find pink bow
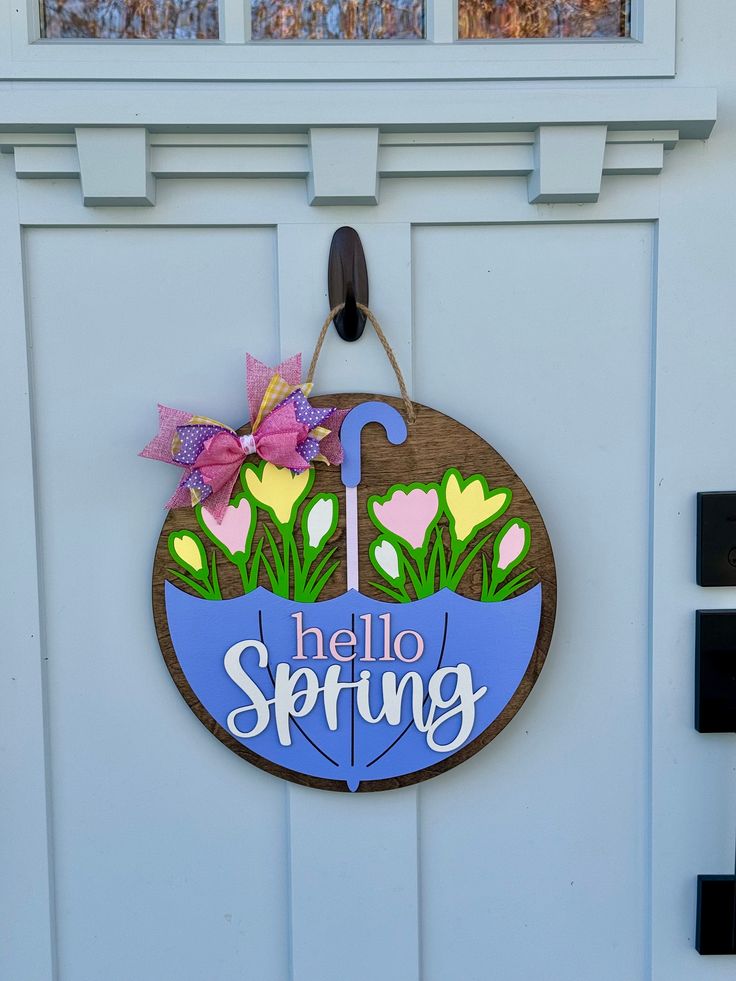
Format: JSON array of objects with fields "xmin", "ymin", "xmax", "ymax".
[{"xmin": 140, "ymin": 353, "xmax": 346, "ymax": 522}]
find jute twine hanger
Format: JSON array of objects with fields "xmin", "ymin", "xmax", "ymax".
[{"xmin": 307, "ymin": 302, "xmax": 417, "ymax": 425}]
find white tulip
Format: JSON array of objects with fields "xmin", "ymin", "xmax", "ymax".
[
  {"xmin": 373, "ymin": 539, "xmax": 401, "ymax": 582},
  {"xmin": 305, "ymin": 495, "xmax": 335, "ymax": 551}
]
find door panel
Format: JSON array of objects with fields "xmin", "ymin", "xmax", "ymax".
[
  {"xmin": 413, "ymin": 223, "xmax": 653, "ymax": 981},
  {"xmin": 24, "ymin": 226, "xmax": 289, "ymax": 981}
]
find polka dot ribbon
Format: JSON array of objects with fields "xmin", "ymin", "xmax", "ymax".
[{"xmin": 140, "ymin": 353, "xmax": 346, "ymax": 522}]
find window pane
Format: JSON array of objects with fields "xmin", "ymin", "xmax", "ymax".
[
  {"xmin": 40, "ymin": 0, "xmax": 219, "ymax": 37},
  {"xmin": 251, "ymin": 0, "xmax": 424, "ymax": 39},
  {"xmin": 458, "ymin": 0, "xmax": 629, "ymax": 39}
]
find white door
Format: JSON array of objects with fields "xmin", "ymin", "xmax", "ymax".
[{"xmin": 2, "ymin": 3, "xmax": 733, "ymax": 980}]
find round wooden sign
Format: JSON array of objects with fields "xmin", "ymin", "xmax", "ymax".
[{"xmin": 151, "ymin": 393, "xmax": 556, "ymax": 792}]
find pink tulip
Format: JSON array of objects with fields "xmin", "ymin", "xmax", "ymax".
[
  {"xmin": 201, "ymin": 497, "xmax": 252, "ymax": 555},
  {"xmin": 372, "ymin": 487, "xmax": 439, "ymax": 551},
  {"xmin": 497, "ymin": 522, "xmax": 527, "ymax": 570}
]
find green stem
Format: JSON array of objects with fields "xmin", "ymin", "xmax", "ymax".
[
  {"xmin": 279, "ymin": 529, "xmax": 305, "ymax": 601},
  {"xmin": 449, "ymin": 534, "xmax": 492, "ymax": 591},
  {"xmin": 281, "ymin": 531, "xmax": 290, "ymax": 595},
  {"xmin": 416, "ymin": 549, "xmax": 433, "ymax": 597},
  {"xmin": 369, "ymin": 581, "xmax": 412, "ymax": 604},
  {"xmin": 447, "ymin": 541, "xmax": 463, "ymax": 585},
  {"xmin": 436, "ymin": 529, "xmax": 448, "ymax": 589},
  {"xmin": 295, "ymin": 549, "xmax": 312, "ymax": 599},
  {"xmin": 209, "ymin": 551, "xmax": 222, "ymax": 600},
  {"xmin": 247, "ymin": 540, "xmax": 264, "ymax": 591},
  {"xmin": 235, "ymin": 555, "xmax": 250, "ymax": 594},
  {"xmin": 403, "ymin": 554, "xmax": 423, "ymax": 600},
  {"xmin": 263, "ymin": 524, "xmax": 288, "ymax": 598}
]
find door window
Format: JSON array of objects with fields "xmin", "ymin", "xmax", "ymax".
[
  {"xmin": 458, "ymin": 0, "xmax": 629, "ymax": 39},
  {"xmin": 40, "ymin": 0, "xmax": 219, "ymax": 37},
  {"xmin": 251, "ymin": 0, "xmax": 424, "ymax": 39}
]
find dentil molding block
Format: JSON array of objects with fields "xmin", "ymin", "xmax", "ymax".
[
  {"xmin": 75, "ymin": 127, "xmax": 155, "ymax": 207},
  {"xmin": 528, "ymin": 125, "xmax": 608, "ymax": 204},
  {"xmin": 307, "ymin": 127, "xmax": 379, "ymax": 206}
]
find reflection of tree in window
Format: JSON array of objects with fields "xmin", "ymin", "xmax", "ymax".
[
  {"xmin": 458, "ymin": 0, "xmax": 628, "ymax": 39},
  {"xmin": 40, "ymin": 0, "xmax": 218, "ymax": 37},
  {"xmin": 251, "ymin": 0, "xmax": 424, "ymax": 39}
]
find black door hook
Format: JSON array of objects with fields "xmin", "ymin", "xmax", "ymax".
[{"xmin": 328, "ymin": 226, "xmax": 369, "ymax": 342}]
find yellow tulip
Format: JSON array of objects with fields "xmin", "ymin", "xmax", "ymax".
[
  {"xmin": 168, "ymin": 530, "xmax": 206, "ymax": 577},
  {"xmin": 443, "ymin": 469, "xmax": 511, "ymax": 545},
  {"xmin": 243, "ymin": 461, "xmax": 314, "ymax": 527}
]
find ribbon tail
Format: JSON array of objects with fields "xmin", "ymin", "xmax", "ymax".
[
  {"xmin": 318, "ymin": 408, "xmax": 348, "ymax": 465},
  {"xmin": 140, "ymin": 404, "xmax": 193, "ymax": 465},
  {"xmin": 275, "ymin": 353, "xmax": 302, "ymax": 388},
  {"xmin": 166, "ymin": 482, "xmax": 196, "ymax": 510}
]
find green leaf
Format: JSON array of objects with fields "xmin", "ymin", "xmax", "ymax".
[
  {"xmin": 259, "ymin": 551, "xmax": 279, "ymax": 592},
  {"xmin": 481, "ymin": 553, "xmax": 491, "ymax": 602},
  {"xmin": 304, "ymin": 547, "xmax": 337, "ymax": 594},
  {"xmin": 168, "ymin": 568, "xmax": 214, "ymax": 600},
  {"xmin": 245, "ymin": 540, "xmax": 264, "ymax": 592},
  {"xmin": 368, "ymin": 581, "xmax": 410, "ymax": 603},
  {"xmin": 491, "ymin": 568, "xmax": 537, "ymax": 602},
  {"xmin": 303, "ymin": 561, "xmax": 340, "ymax": 602}
]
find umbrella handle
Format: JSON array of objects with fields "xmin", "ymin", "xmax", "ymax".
[
  {"xmin": 341, "ymin": 401, "xmax": 408, "ymax": 489},
  {"xmin": 341, "ymin": 401, "xmax": 408, "ymax": 592}
]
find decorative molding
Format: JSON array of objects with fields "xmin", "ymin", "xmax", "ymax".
[
  {"xmin": 0, "ymin": 94, "xmax": 715, "ymax": 207},
  {"xmin": 75, "ymin": 127, "xmax": 155, "ymax": 207},
  {"xmin": 528, "ymin": 125, "xmax": 608, "ymax": 204},
  {"xmin": 307, "ymin": 128, "xmax": 380, "ymax": 206},
  {"xmin": 0, "ymin": 85, "xmax": 716, "ymax": 137}
]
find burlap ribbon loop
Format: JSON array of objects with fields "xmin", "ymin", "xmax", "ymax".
[{"xmin": 307, "ymin": 303, "xmax": 417, "ymax": 425}]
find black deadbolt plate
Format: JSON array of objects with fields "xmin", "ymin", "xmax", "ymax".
[
  {"xmin": 697, "ymin": 492, "xmax": 736, "ymax": 586},
  {"xmin": 696, "ymin": 875, "xmax": 736, "ymax": 954},
  {"xmin": 695, "ymin": 610, "xmax": 736, "ymax": 732}
]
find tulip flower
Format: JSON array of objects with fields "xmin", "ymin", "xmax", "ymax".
[
  {"xmin": 167, "ymin": 529, "xmax": 222, "ymax": 600},
  {"xmin": 302, "ymin": 494, "xmax": 338, "ymax": 554},
  {"xmin": 482, "ymin": 517, "xmax": 534, "ymax": 602},
  {"xmin": 442, "ymin": 469, "xmax": 511, "ymax": 546},
  {"xmin": 370, "ymin": 537, "xmax": 403, "ymax": 583},
  {"xmin": 368, "ymin": 483, "xmax": 440, "ymax": 555},
  {"xmin": 197, "ymin": 495, "xmax": 254, "ymax": 561},
  {"xmin": 368, "ymin": 537, "xmax": 413, "ymax": 603},
  {"xmin": 494, "ymin": 519, "xmax": 530, "ymax": 573},
  {"xmin": 242, "ymin": 460, "xmax": 314, "ymax": 529},
  {"xmin": 168, "ymin": 530, "xmax": 207, "ymax": 578}
]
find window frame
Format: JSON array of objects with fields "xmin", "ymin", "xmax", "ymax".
[{"xmin": 2, "ymin": 0, "xmax": 675, "ymax": 80}]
